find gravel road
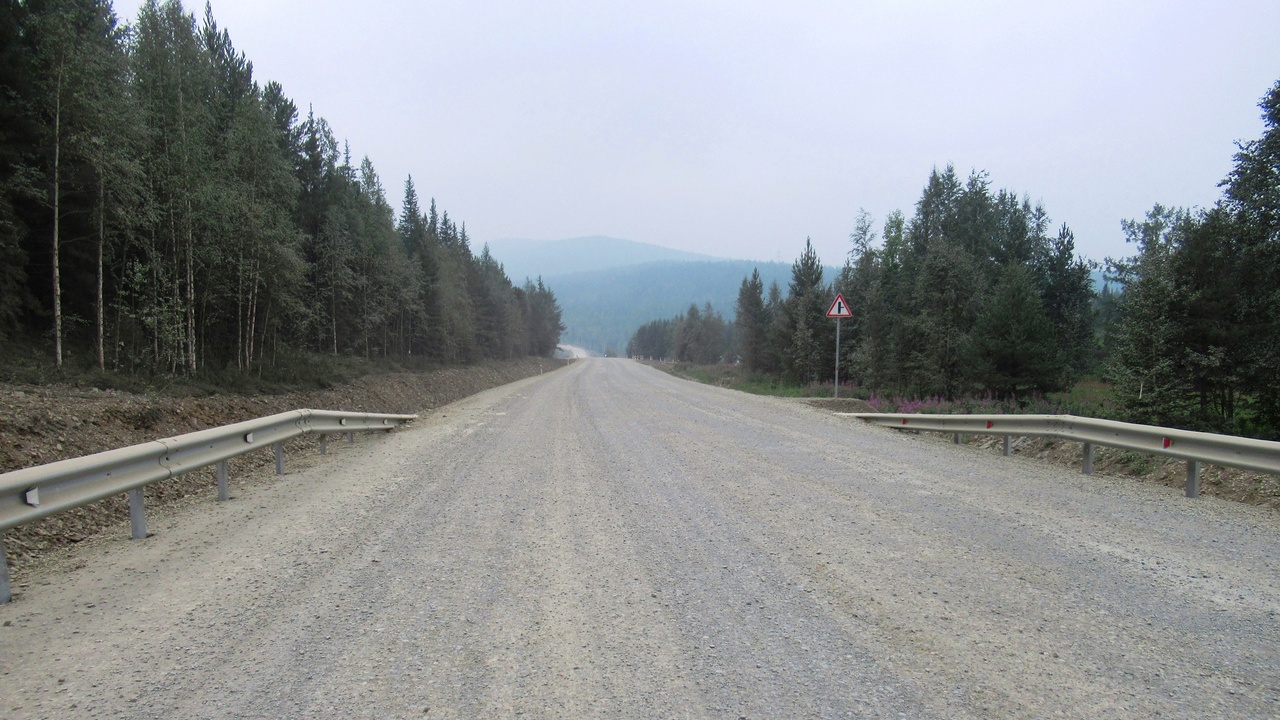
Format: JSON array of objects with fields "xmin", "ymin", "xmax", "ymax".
[{"xmin": 3, "ymin": 358, "xmax": 1279, "ymax": 719}]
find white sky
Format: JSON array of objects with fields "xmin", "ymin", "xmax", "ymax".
[{"xmin": 115, "ymin": 0, "xmax": 1280, "ymax": 266}]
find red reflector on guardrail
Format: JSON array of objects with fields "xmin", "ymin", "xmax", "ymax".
[
  {"xmin": 986, "ymin": 421, "xmax": 993, "ymax": 429},
  {"xmin": 902, "ymin": 418, "xmax": 908, "ymax": 425},
  {"xmin": 1163, "ymin": 437, "xmax": 1172, "ymax": 449}
]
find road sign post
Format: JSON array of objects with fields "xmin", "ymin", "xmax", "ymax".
[
  {"xmin": 834, "ymin": 316, "xmax": 841, "ymax": 398},
  {"xmin": 825, "ymin": 294, "xmax": 853, "ymax": 399}
]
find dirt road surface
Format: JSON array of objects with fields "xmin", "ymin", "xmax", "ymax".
[{"xmin": 3, "ymin": 359, "xmax": 1278, "ymax": 718}]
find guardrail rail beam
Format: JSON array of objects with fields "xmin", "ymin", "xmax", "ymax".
[
  {"xmin": 839, "ymin": 412, "xmax": 1280, "ymax": 498},
  {"xmin": 0, "ymin": 408, "xmax": 416, "ymax": 604}
]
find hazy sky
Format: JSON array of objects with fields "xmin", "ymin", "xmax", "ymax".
[{"xmin": 116, "ymin": 0, "xmax": 1280, "ymax": 267}]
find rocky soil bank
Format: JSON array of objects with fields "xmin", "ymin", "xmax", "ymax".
[{"xmin": 1, "ymin": 358, "xmax": 567, "ymax": 575}]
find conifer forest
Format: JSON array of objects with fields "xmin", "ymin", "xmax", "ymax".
[
  {"xmin": 0, "ymin": 0, "xmax": 565, "ymax": 382},
  {"xmin": 631, "ymin": 80, "xmax": 1280, "ymax": 439}
]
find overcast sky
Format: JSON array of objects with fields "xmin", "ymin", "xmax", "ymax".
[{"xmin": 116, "ymin": 0, "xmax": 1280, "ymax": 267}]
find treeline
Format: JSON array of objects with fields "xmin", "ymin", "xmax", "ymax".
[
  {"xmin": 630, "ymin": 79, "xmax": 1280, "ymax": 438},
  {"xmin": 627, "ymin": 303, "xmax": 730, "ymax": 363},
  {"xmin": 0, "ymin": 0, "xmax": 563, "ymax": 378},
  {"xmin": 633, "ymin": 171, "xmax": 1096, "ymax": 399},
  {"xmin": 1107, "ymin": 81, "xmax": 1280, "ymax": 437}
]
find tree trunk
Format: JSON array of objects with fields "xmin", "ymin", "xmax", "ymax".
[
  {"xmin": 186, "ymin": 198, "xmax": 196, "ymax": 374},
  {"xmin": 97, "ymin": 174, "xmax": 105, "ymax": 371},
  {"xmin": 52, "ymin": 60, "xmax": 64, "ymax": 370},
  {"xmin": 175, "ymin": 53, "xmax": 196, "ymax": 375},
  {"xmin": 236, "ymin": 255, "xmax": 244, "ymax": 370},
  {"xmin": 247, "ymin": 266, "xmax": 259, "ymax": 371}
]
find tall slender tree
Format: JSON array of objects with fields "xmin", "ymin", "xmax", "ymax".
[{"xmin": 735, "ymin": 268, "xmax": 767, "ymax": 371}]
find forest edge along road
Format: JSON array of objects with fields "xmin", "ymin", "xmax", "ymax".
[{"xmin": 2, "ymin": 358, "xmax": 1278, "ymax": 718}]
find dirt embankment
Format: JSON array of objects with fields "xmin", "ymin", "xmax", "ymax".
[{"xmin": 1, "ymin": 358, "xmax": 567, "ymax": 573}]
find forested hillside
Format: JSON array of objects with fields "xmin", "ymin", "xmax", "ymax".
[
  {"xmin": 0, "ymin": 0, "xmax": 563, "ymax": 382},
  {"xmin": 633, "ymin": 78, "xmax": 1280, "ymax": 438},
  {"xmin": 551, "ymin": 259, "xmax": 830, "ymax": 355}
]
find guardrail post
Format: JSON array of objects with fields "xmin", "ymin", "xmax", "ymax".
[
  {"xmin": 1002, "ymin": 435, "xmax": 1012, "ymax": 456},
  {"xmin": 1082, "ymin": 443, "xmax": 1095, "ymax": 475},
  {"xmin": 273, "ymin": 442, "xmax": 284, "ymax": 476},
  {"xmin": 319, "ymin": 434, "xmax": 328, "ymax": 455},
  {"xmin": 1, "ymin": 538, "xmax": 11, "ymax": 604},
  {"xmin": 952, "ymin": 432, "xmax": 961, "ymax": 444},
  {"xmin": 1186, "ymin": 461, "xmax": 1202, "ymax": 498},
  {"xmin": 216, "ymin": 461, "xmax": 228, "ymax": 502},
  {"xmin": 345, "ymin": 432, "xmax": 354, "ymax": 444},
  {"xmin": 128, "ymin": 488, "xmax": 147, "ymax": 540}
]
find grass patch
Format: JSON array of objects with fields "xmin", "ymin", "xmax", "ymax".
[
  {"xmin": 866, "ymin": 382, "xmax": 1120, "ymax": 419},
  {"xmin": 664, "ymin": 363, "xmax": 835, "ymax": 398},
  {"xmin": 654, "ymin": 361, "xmax": 1121, "ymax": 419}
]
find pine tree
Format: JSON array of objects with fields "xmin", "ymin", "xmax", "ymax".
[
  {"xmin": 0, "ymin": 0, "xmax": 564, "ymax": 379},
  {"xmin": 782, "ymin": 238, "xmax": 829, "ymax": 383},
  {"xmin": 1032, "ymin": 223, "xmax": 1097, "ymax": 386},
  {"xmin": 837, "ymin": 209, "xmax": 879, "ymax": 385},
  {"xmin": 735, "ymin": 268, "xmax": 767, "ymax": 371},
  {"xmin": 967, "ymin": 262, "xmax": 1059, "ymax": 397},
  {"xmin": 1109, "ymin": 205, "xmax": 1195, "ymax": 427},
  {"xmin": 25, "ymin": 0, "xmax": 134, "ymax": 368},
  {"xmin": 1222, "ymin": 80, "xmax": 1280, "ymax": 434},
  {"xmin": 762, "ymin": 280, "xmax": 785, "ymax": 376},
  {"xmin": 0, "ymin": 0, "xmax": 37, "ymax": 337}
]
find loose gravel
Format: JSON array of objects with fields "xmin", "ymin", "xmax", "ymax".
[{"xmin": 2, "ymin": 358, "xmax": 1278, "ymax": 718}]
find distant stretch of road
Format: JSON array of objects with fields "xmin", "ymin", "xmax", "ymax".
[{"xmin": 2, "ymin": 359, "xmax": 1278, "ymax": 718}]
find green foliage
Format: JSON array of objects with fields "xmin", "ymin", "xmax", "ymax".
[
  {"xmin": 628, "ymin": 165, "xmax": 1100, "ymax": 408},
  {"xmin": 0, "ymin": 0, "xmax": 563, "ymax": 383},
  {"xmin": 626, "ymin": 317, "xmax": 674, "ymax": 359},
  {"xmin": 665, "ymin": 363, "xmax": 830, "ymax": 398},
  {"xmin": 1105, "ymin": 82, "xmax": 1280, "ymax": 438},
  {"xmin": 832, "ymin": 167, "xmax": 1098, "ymax": 399},
  {"xmin": 734, "ymin": 269, "xmax": 768, "ymax": 372},
  {"xmin": 628, "ymin": 303, "xmax": 728, "ymax": 363},
  {"xmin": 967, "ymin": 262, "xmax": 1060, "ymax": 398},
  {"xmin": 780, "ymin": 238, "xmax": 830, "ymax": 384}
]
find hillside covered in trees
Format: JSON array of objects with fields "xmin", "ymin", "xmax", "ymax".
[
  {"xmin": 632, "ymin": 79, "xmax": 1280, "ymax": 439},
  {"xmin": 0, "ymin": 0, "xmax": 563, "ymax": 382},
  {"xmin": 632, "ymin": 170, "xmax": 1097, "ymax": 397},
  {"xmin": 551, "ymin": 259, "xmax": 831, "ymax": 356}
]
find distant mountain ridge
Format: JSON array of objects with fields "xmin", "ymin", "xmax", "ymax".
[
  {"xmin": 486, "ymin": 236, "xmax": 843, "ymax": 354},
  {"xmin": 486, "ymin": 236, "xmax": 721, "ymax": 282},
  {"xmin": 548, "ymin": 260, "xmax": 802, "ymax": 354}
]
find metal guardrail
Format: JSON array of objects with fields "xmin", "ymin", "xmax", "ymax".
[
  {"xmin": 841, "ymin": 413, "xmax": 1280, "ymax": 497},
  {"xmin": 0, "ymin": 409, "xmax": 416, "ymax": 603}
]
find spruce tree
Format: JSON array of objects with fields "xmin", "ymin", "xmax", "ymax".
[
  {"xmin": 735, "ymin": 268, "xmax": 767, "ymax": 371},
  {"xmin": 782, "ymin": 238, "xmax": 829, "ymax": 383},
  {"xmin": 967, "ymin": 263, "xmax": 1059, "ymax": 397},
  {"xmin": 1223, "ymin": 80, "xmax": 1280, "ymax": 434}
]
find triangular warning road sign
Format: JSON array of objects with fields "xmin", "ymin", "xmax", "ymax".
[{"xmin": 826, "ymin": 293, "xmax": 853, "ymax": 318}]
